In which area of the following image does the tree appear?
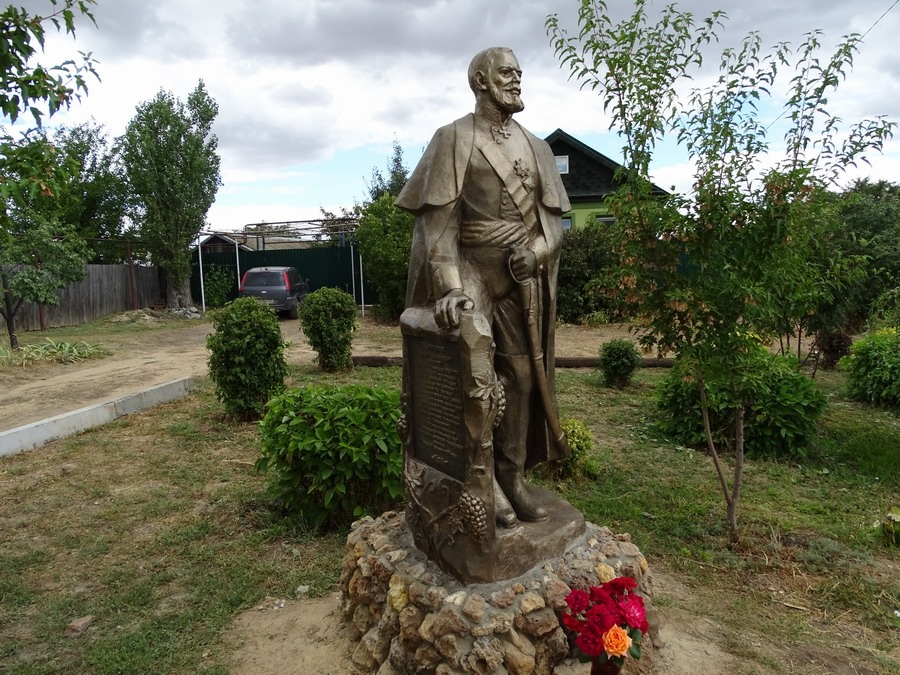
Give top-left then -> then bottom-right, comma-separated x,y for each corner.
353,140 -> 413,320
51,122 -> 132,262
120,81 -> 222,308
355,193 -> 414,319
0,131 -> 87,348
547,0 -> 894,542
556,218 -> 619,324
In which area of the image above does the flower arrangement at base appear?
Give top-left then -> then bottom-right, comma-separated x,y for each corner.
561,576 -> 649,673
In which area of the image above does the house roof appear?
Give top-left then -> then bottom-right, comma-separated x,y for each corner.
194,233 -> 253,251
544,128 -> 669,198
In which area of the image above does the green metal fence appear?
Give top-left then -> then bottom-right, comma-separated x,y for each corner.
190,245 -> 379,308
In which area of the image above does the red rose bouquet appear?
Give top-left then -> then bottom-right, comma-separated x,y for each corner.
561,576 -> 648,672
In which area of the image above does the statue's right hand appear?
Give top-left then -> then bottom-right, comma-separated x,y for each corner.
434,289 -> 474,330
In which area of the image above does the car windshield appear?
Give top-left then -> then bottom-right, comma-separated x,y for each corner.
245,272 -> 284,287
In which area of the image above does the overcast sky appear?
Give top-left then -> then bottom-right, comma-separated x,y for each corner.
13,0 -> 900,231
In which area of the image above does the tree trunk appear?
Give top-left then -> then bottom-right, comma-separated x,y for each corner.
166,275 -> 194,309
1,271 -> 19,350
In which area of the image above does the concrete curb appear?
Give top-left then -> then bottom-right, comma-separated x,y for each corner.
0,377 -> 196,458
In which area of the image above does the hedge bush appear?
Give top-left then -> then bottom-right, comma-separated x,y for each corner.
841,327 -> 900,406
657,349 -> 827,457
533,417 -> 598,480
206,297 -> 287,421
298,287 -> 358,372
203,265 -> 234,308
556,222 -> 618,324
598,338 -> 642,388
256,385 -> 404,528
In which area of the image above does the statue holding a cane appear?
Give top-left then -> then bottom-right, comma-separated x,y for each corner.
397,47 -> 582,582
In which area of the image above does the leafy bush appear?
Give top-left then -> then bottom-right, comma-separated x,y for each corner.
206,297 -> 287,421
298,287 -> 358,372
816,330 -> 852,370
598,338 -> 642,388
534,417 -> 598,480
557,222 -> 618,323
256,385 -> 404,528
203,265 -> 234,308
841,328 -> 900,406
657,349 -> 827,457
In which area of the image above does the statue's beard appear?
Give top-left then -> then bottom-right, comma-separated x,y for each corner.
489,84 -> 524,115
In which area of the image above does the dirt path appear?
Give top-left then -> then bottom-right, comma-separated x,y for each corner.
0,313 -> 627,434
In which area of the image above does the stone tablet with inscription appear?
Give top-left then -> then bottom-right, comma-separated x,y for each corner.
399,307 -> 585,583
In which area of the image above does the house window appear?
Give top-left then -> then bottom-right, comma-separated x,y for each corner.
555,155 -> 569,174
562,217 -> 572,231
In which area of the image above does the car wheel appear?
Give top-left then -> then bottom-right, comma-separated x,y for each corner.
289,302 -> 299,320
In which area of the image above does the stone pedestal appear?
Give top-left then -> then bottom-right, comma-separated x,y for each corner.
340,512 -> 655,675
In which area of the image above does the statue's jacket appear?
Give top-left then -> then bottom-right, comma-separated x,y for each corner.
396,113 -> 571,465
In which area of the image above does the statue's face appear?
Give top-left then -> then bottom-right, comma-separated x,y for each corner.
486,51 -> 524,114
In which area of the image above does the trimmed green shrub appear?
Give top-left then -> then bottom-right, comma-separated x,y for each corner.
656,349 -> 827,457
298,287 -> 358,372
841,327 -> 900,406
206,297 -> 287,421
256,385 -> 404,528
598,338 -> 642,388
534,417 -> 598,480
203,265 -> 234,308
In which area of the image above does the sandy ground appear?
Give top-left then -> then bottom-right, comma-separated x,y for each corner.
223,572 -> 752,675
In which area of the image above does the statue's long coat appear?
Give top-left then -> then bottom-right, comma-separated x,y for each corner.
396,113 -> 571,464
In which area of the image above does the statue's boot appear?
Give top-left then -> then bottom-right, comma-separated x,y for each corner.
493,353 -> 547,522
493,476 -> 518,528
498,471 -> 548,522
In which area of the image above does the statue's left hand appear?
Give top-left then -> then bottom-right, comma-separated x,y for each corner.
508,249 -> 537,283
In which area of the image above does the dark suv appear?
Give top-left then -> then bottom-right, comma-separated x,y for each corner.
238,266 -> 309,319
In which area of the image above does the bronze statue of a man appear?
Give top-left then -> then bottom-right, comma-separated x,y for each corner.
397,47 -> 571,528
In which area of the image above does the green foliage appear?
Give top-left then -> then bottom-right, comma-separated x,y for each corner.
598,338 -> 642,388
557,220 -> 619,323
535,417 -> 598,480
816,331 -> 852,370
841,328 -> 900,407
298,287 -> 358,372
202,265 -> 234,308
19,338 -> 101,364
835,180 -> 900,330
0,1 -> 98,125
121,81 -> 222,308
256,385 -> 404,528
206,297 -> 287,421
355,194 -> 414,320
579,310 -> 608,327
0,212 -> 88,349
657,350 -> 827,458
50,122 -> 132,263
882,506 -> 900,547
547,0 -> 894,542
869,288 -> 900,330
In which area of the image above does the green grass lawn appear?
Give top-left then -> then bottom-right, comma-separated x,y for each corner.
0,363 -> 897,673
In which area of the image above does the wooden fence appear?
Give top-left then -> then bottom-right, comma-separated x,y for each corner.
1,264 -> 161,333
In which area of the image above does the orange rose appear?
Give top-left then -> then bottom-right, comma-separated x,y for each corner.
602,624 -> 633,658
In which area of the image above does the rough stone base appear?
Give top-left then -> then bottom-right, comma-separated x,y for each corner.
340,511 -> 656,674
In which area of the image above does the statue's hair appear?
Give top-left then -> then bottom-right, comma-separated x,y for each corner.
468,47 -> 515,94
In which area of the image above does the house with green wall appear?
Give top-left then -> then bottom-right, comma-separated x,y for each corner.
544,129 -> 668,230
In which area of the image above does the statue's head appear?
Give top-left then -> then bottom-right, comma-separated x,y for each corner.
468,47 -> 524,115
